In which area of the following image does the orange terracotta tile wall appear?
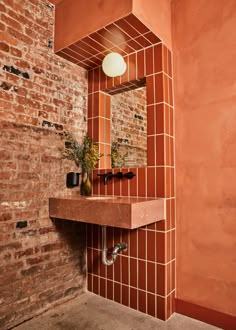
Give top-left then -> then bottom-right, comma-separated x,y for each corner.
87,43 -> 175,320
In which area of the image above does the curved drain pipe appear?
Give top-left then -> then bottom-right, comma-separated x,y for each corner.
101,225 -> 128,266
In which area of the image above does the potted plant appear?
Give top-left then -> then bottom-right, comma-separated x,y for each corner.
60,132 -> 103,195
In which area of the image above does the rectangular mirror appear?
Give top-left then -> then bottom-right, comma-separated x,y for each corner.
110,86 -> 147,168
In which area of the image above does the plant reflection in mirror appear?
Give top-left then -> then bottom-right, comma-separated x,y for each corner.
109,142 -> 128,168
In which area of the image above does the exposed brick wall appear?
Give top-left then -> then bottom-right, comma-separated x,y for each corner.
111,87 -> 147,168
0,1 -> 87,328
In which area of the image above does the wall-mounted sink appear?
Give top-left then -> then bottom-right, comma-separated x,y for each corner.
49,195 -> 165,229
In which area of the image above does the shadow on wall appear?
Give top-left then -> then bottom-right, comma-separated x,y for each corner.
52,219 -> 87,277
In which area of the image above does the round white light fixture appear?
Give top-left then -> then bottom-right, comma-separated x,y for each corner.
102,52 -> 127,78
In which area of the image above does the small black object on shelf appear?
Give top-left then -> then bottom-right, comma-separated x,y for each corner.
66,172 -> 80,188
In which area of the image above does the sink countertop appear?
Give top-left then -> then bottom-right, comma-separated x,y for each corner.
49,195 -> 165,229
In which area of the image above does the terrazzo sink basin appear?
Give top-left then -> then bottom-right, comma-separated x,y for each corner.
49,195 -> 165,229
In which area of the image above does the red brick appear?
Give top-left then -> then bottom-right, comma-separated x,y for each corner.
0,41 -> 9,52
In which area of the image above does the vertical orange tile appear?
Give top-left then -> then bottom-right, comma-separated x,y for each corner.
92,169 -> 99,195
156,296 -> 166,320
93,249 -> 99,276
169,107 -> 174,136
122,285 -> 129,306
107,263 -> 114,281
100,278 -> 106,298
163,74 -> 168,103
93,67 -> 100,92
99,66 -> 106,91
122,229 -> 129,256
130,287 -> 137,310
170,198 -> 176,229
130,258 -> 137,287
129,167 -> 137,197
121,256 -> 129,285
147,136 -> 155,166
171,229 -> 176,260
87,247 -> 93,273
156,231 -> 166,263
88,94 -> 93,118
107,280 -> 113,300
156,166 -> 165,197
171,260 -> 176,292
92,117 -> 99,142
162,45 -> 168,74
146,75 -> 155,105
169,78 -> 173,107
137,49 -> 145,79
130,229 -> 137,258
170,137 -> 174,167
87,118 -> 93,137
105,94 -> 111,119
156,135 -> 165,166
121,56 -> 129,85
171,167 -> 175,197
99,92 -> 105,117
147,293 -> 156,317
145,46 -> 154,76
166,198 -> 171,230
88,70 -> 94,94
165,167 -> 171,198
105,119 -> 110,145
138,167 -> 146,197
93,92 -> 99,117
99,118 -> 105,143
138,290 -> 146,313
155,73 -> 164,103
122,170 -> 129,196
114,251 -> 121,282
147,230 -> 155,261
165,135 -> 170,166
138,260 -> 146,291
147,104 -> 155,135
100,259 -> 106,278
129,53 -> 136,81
93,275 -> 99,294
165,104 -> 170,135
147,262 -> 155,293
154,43 -> 163,73
167,49 -> 172,78
156,263 -> 166,296
147,167 -> 155,197
155,103 -> 164,134
138,229 -> 146,259
114,282 -> 121,303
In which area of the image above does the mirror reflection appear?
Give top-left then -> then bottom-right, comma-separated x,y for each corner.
110,86 -> 147,168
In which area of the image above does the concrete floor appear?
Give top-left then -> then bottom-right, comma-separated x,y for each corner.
13,292 -> 221,330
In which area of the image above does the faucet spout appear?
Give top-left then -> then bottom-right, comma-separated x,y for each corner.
97,172 -> 113,185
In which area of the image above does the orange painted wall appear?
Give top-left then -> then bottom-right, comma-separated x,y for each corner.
172,0 -> 236,316
54,0 -> 132,51
133,0 -> 172,49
